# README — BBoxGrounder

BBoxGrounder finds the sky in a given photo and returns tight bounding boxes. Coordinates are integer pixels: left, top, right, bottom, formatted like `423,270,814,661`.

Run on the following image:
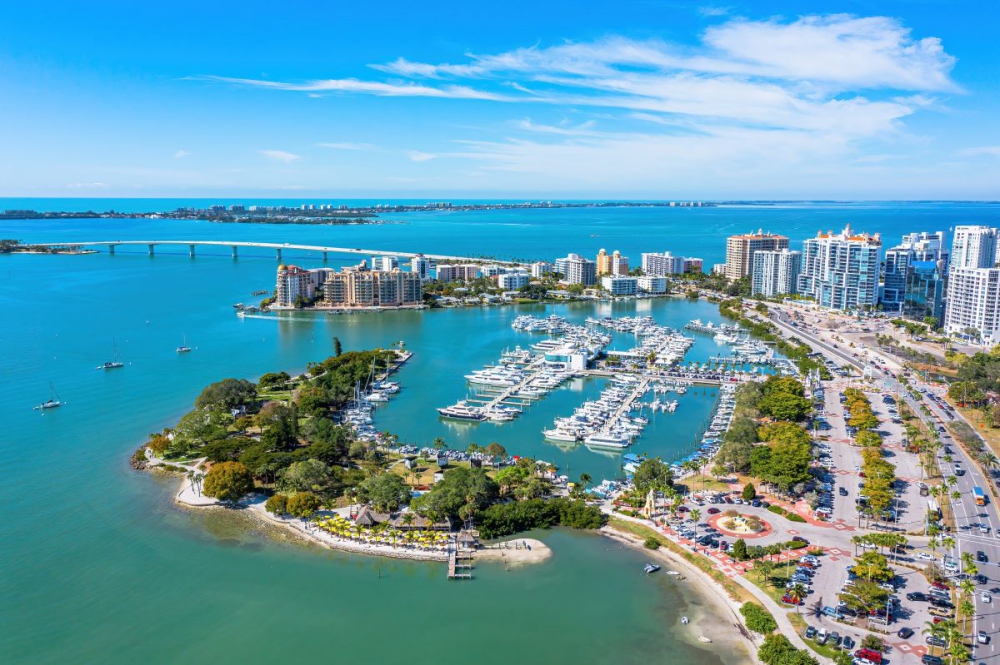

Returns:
1,0,999,199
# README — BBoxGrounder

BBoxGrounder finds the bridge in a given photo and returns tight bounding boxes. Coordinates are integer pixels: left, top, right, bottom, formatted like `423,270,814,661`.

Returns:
34,240,521,265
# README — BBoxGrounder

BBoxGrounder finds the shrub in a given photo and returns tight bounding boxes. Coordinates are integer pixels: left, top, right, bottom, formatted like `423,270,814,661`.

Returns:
740,602,778,634
474,498,605,539
742,483,757,501
265,494,288,515
286,491,322,518
644,536,661,550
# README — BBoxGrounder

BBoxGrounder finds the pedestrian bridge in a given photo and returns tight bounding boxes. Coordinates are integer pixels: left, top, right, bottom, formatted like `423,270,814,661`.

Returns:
36,240,517,264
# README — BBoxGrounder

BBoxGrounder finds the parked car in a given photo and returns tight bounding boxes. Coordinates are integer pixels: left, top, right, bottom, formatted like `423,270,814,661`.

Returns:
804,625,817,639
921,655,943,665
898,627,914,639
906,592,927,602
978,631,990,644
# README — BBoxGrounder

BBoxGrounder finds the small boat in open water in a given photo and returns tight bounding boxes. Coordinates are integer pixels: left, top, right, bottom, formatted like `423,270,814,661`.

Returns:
644,563,661,574
98,339,125,370
33,382,62,411
176,333,192,353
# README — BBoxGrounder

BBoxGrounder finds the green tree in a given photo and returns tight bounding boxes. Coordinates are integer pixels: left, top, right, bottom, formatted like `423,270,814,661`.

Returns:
277,459,337,499
286,491,322,518
742,483,757,502
731,538,748,561
265,493,288,515
357,472,411,513
632,458,674,495
333,337,343,357
759,391,811,422
411,466,499,520
202,461,255,502
195,378,258,411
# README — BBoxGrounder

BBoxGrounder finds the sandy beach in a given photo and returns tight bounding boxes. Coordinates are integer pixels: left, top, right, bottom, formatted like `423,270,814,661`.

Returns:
601,526,761,664
475,538,552,566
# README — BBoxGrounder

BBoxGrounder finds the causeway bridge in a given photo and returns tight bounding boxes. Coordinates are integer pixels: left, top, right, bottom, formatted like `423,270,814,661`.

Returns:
34,240,520,264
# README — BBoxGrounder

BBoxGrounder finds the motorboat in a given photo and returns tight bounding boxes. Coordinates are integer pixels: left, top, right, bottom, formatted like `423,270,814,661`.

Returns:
437,401,485,421
644,563,661,574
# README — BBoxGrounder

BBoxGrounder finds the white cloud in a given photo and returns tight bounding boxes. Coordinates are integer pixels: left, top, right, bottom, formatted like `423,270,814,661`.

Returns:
173,150,192,159
407,151,437,162
318,142,374,151
959,146,1000,157
200,75,505,100
258,149,300,164
67,182,109,189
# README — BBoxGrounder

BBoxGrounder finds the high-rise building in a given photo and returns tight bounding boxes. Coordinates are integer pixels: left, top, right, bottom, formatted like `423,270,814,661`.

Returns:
601,276,638,295
596,249,610,276
436,264,480,282
275,265,335,307
641,251,702,276
497,272,530,290
323,265,422,308
950,226,998,270
881,232,948,313
724,230,789,280
410,254,430,281
530,261,555,278
596,249,628,276
751,249,802,298
944,267,1000,343
637,276,668,294
556,253,597,285
797,225,881,310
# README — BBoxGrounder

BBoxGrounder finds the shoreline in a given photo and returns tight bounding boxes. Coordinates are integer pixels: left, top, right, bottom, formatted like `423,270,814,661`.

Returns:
600,526,761,664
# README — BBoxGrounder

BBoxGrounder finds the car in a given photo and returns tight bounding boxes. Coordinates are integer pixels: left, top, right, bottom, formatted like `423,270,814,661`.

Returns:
982,591,992,603
926,635,946,647
839,487,848,496
921,655,944,665
707,507,720,514
804,625,817,639
917,552,934,561
907,592,927,602
982,525,991,534
821,606,841,618
782,594,802,605
898,627,914,639
855,648,883,664
976,574,988,585
978,630,990,644
841,636,856,651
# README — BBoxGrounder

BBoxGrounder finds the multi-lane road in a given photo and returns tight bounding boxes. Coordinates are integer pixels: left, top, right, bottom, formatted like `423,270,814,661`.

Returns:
769,307,1000,662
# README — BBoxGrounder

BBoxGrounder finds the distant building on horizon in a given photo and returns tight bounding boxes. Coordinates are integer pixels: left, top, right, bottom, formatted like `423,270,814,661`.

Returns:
724,230,789,280
797,225,881,310
410,254,431,281
751,249,801,298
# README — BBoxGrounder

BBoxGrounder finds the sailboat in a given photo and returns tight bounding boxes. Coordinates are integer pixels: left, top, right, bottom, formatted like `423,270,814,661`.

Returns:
33,382,62,410
97,339,125,370
176,334,192,353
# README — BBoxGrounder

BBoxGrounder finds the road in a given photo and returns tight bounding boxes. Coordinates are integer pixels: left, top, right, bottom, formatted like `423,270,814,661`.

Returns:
770,306,1000,662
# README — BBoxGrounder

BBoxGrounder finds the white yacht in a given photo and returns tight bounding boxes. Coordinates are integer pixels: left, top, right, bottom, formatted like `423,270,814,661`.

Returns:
437,401,485,421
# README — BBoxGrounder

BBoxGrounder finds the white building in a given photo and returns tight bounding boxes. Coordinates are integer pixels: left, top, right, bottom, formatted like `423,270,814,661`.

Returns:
637,276,668,294
410,255,431,281
950,226,997,270
530,261,555,278
944,267,1000,344
275,265,335,307
751,249,802,297
555,253,597,286
497,272,530,290
601,276,638,296
371,255,399,272
797,225,881,310
641,251,702,275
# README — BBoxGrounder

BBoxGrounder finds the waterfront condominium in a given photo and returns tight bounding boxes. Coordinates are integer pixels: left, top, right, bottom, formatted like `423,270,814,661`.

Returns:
436,263,480,282
530,261,555,278
641,251,703,276
601,275,639,295
751,249,802,297
944,267,1000,343
797,225,881,310
555,253,597,286
275,264,335,307
596,249,629,276
950,225,998,271
323,263,422,308
410,254,431,281
724,230,789,280
880,232,948,319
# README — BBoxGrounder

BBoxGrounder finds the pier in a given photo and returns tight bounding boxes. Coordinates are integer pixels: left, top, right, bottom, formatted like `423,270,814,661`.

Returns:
25,240,522,265
447,550,474,580
599,378,650,434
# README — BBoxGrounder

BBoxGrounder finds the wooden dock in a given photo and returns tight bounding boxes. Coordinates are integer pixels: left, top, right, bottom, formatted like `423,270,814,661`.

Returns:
447,550,474,580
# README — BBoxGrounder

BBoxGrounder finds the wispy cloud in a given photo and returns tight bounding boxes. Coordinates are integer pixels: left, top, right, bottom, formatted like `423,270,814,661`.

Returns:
258,149,300,164
199,75,506,100
173,149,192,159
958,146,1000,157
318,142,375,151
407,151,437,162
67,182,109,189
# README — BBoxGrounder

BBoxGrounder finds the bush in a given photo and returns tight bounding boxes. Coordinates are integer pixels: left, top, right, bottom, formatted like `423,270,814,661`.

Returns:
731,538,748,560
740,602,777,634
286,491,322,518
644,536,661,550
265,494,288,515
787,513,806,523
742,483,757,501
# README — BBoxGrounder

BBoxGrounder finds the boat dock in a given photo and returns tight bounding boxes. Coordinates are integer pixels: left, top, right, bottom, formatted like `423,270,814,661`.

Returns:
447,550,474,580
599,377,650,434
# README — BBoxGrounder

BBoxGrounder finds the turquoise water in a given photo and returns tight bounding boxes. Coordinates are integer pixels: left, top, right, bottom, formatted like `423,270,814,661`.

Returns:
4,202,994,662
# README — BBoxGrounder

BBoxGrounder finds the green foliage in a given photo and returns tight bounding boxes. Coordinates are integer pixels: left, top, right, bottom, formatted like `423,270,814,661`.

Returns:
644,536,661,550
855,430,882,447
202,461,255,502
742,483,757,501
758,633,818,665
411,466,499,520
750,439,812,492
474,498,605,539
740,602,777,634
731,538,748,560
357,472,412,513
265,493,288,515
286,491,322,518
632,458,674,495
257,371,291,391
195,378,258,411
277,459,341,500
759,392,812,422
758,421,810,446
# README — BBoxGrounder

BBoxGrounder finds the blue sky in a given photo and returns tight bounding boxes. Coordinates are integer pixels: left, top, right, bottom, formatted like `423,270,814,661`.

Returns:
1,0,998,198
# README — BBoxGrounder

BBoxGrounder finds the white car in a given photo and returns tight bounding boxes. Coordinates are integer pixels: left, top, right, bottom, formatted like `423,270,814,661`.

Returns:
917,552,934,561
982,592,993,603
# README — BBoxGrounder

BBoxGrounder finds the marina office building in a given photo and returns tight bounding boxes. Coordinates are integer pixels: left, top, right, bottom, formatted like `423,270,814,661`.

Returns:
751,249,801,297
796,225,881,310
724,230,789,280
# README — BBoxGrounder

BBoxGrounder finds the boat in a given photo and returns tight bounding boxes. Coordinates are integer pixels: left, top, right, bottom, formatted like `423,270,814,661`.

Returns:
33,382,62,411
437,401,485,421
681,616,689,625
583,432,630,449
544,428,580,442
665,570,681,576
644,563,661,574
97,339,125,370
176,333,192,353
698,636,712,643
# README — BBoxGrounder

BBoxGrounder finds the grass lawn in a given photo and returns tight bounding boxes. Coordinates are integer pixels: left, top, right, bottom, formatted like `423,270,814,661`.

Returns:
786,612,844,660
389,458,473,486
680,475,735,492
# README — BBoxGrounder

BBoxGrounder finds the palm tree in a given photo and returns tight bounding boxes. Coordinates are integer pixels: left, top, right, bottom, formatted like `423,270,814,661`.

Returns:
689,509,702,543
959,598,976,637
756,558,776,587
979,451,1000,475
960,552,977,576
923,619,950,656
942,536,956,560
579,473,592,490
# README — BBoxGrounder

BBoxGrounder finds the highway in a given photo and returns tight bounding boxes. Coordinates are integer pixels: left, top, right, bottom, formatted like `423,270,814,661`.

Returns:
30,239,521,264
770,307,1000,662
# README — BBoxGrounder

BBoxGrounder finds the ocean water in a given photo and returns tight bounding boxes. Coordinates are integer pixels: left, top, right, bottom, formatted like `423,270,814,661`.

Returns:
2,201,992,663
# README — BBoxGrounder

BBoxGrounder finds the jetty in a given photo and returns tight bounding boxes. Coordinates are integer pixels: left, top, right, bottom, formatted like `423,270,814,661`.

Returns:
599,377,650,434
447,550,474,580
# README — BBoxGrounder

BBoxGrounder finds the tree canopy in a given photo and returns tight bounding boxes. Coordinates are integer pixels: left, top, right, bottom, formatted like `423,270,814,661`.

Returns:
202,461,255,502
195,378,258,411
632,458,674,495
357,472,411,513
410,466,499,520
